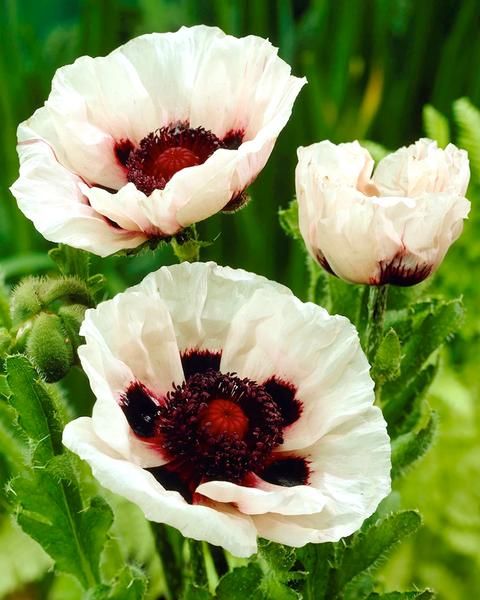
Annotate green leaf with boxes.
[5,355,113,589]
[391,411,438,479]
[86,565,148,600]
[49,244,91,280]
[0,515,52,598]
[328,511,422,598]
[383,362,438,434]
[216,543,302,600]
[6,355,64,462]
[297,543,335,600]
[453,97,480,183]
[371,329,402,384]
[368,591,435,599]
[215,564,264,600]
[279,199,301,240]
[423,105,450,148]
[399,299,463,384]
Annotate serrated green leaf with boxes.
[328,511,421,597]
[383,362,438,434]
[453,97,480,183]
[298,543,334,600]
[6,355,64,463]
[49,244,91,280]
[215,564,264,599]
[423,105,450,148]
[279,199,301,240]
[391,411,438,479]
[371,329,402,384]
[399,300,463,384]
[5,355,113,589]
[86,565,148,600]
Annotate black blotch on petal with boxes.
[114,139,134,166]
[147,466,192,503]
[263,377,302,426]
[261,457,310,487]
[181,350,221,380]
[120,382,160,437]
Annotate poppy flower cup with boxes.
[63,262,391,557]
[11,26,306,256]
[296,139,470,285]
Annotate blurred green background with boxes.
[0,0,479,598]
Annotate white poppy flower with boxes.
[10,26,305,257]
[63,262,391,557]
[296,138,470,285]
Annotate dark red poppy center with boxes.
[122,123,230,196]
[120,351,308,501]
[200,398,249,438]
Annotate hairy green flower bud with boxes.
[10,277,45,324]
[26,313,73,382]
[58,304,87,353]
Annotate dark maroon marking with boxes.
[315,250,336,276]
[147,465,192,503]
[263,377,302,427]
[115,139,134,167]
[222,190,250,213]
[126,123,223,195]
[120,382,161,437]
[374,252,433,286]
[222,129,244,150]
[261,456,310,487]
[158,370,283,484]
[180,350,222,381]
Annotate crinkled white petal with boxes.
[81,182,180,236]
[63,418,258,557]
[126,261,291,358]
[253,406,391,546]
[79,291,184,466]
[12,26,305,254]
[197,476,326,516]
[373,138,470,197]
[9,140,146,256]
[221,288,373,450]
[296,140,471,284]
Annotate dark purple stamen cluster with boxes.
[159,370,283,483]
[120,350,308,500]
[120,123,244,196]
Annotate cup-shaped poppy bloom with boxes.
[296,138,470,285]
[10,26,305,257]
[63,262,390,557]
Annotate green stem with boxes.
[365,285,389,360]
[153,524,183,600]
[187,538,209,589]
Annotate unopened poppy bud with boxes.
[10,277,45,324]
[26,313,73,382]
[58,304,87,353]
[296,139,470,286]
